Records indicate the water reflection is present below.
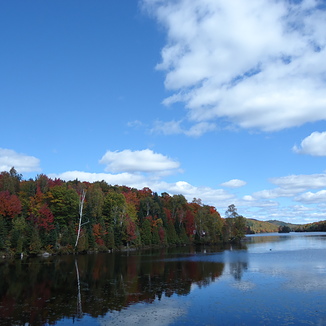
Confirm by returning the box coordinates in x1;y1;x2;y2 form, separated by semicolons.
1;233;326;325
245;231;326;252
0;248;226;325
75;259;83;318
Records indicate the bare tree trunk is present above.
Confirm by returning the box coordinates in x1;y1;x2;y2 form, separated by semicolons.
75;189;86;248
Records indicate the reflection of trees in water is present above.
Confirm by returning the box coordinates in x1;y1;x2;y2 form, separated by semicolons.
139;260;224;300
229;261;248;280
246;234;288;245
75;259;82;319
223;246;249;281
0;250;225;325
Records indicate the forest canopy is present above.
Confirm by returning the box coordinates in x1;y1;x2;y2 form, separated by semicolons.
0;168;251;256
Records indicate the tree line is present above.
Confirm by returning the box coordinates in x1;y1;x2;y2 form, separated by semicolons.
0;168;246;256
295;220;326;232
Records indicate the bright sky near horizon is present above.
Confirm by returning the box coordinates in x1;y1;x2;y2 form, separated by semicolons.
1;0;326;225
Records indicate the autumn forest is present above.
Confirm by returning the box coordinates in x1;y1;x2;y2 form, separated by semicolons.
0;168;248;257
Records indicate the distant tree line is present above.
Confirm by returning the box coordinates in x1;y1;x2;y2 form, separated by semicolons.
0;168;247;256
295;220;326;232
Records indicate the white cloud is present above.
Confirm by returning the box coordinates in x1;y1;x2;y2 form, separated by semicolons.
253;188;301;200
143;0;326;133
243;203;322;225
253;173;326;199
163;180;235;204
152;120;184;135
185;122;217;137
293;131;326;156
152;120;216;137
251;201;279;208
295;190;326;204
49;171;148;188
127;120;144;128
271;173;326;191
221;179;246;188
99;149;180;173
291;205;313;212
0;148;41;173
241;195;279;208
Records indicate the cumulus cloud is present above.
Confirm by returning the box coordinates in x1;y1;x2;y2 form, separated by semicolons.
99;149;180;173
164;181;235;204
243;195;254;201
143;0;326;133
271;173;326;191
253;173;326;199
221;179;247;188
49;171;148;188
244;203;325;224
0;148;41;173
293;131;326;156
295;190;326;204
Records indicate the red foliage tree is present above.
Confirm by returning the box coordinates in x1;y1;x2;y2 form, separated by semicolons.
123;191;140;211
93;223;107;246
0;190;22;218
28;188;54;230
158;226;165;242
137;187;153;200
125;215;137;242
36;204;55;231
163;207;172;222
185;209;196;236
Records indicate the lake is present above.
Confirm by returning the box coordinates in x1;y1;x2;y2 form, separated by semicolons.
0;232;326;325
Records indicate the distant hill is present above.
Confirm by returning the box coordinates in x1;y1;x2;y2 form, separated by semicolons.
245;219;279;234
245;218;326;234
267;220;301;231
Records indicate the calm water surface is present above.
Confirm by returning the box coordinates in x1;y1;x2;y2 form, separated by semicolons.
1;232;326;325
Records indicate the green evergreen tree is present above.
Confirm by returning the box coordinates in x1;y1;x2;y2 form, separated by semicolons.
141;219;152;246
166;220;178;244
28;226;42;254
11;216;27;253
152;226;160;245
179;226;189;244
0;216;9;250
105;225;115;250
87;223;96;250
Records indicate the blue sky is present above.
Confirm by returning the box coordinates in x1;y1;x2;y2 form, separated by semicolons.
1;0;326;224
